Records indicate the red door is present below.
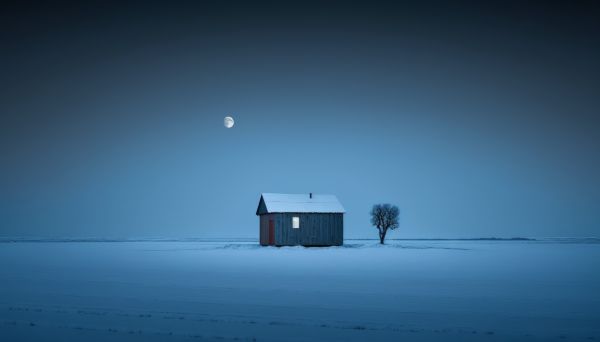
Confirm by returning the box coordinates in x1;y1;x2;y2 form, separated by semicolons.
268;220;275;245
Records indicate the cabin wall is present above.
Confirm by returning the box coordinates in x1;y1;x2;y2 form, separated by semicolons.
259;213;344;246
273;213;343;246
259;214;272;246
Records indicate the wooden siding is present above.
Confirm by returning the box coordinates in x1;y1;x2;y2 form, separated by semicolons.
259;213;343;246
259;214;273;246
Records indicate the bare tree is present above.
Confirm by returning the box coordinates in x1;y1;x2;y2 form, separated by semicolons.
370;204;400;244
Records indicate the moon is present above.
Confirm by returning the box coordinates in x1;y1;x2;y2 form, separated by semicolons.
224;116;234;128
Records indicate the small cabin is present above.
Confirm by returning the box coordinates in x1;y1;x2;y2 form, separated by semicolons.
256;193;345;246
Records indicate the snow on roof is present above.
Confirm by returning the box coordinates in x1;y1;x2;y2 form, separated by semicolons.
258;193;345;214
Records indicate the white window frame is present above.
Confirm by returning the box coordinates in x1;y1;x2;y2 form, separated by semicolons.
292;216;300;229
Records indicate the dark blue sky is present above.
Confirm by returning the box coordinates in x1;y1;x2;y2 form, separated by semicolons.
1;1;599;238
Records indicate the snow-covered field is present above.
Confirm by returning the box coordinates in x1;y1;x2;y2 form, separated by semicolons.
1;239;599;341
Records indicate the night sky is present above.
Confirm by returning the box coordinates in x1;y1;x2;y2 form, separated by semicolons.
1;1;599;238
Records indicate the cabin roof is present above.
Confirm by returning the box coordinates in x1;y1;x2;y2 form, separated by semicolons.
256;193;345;215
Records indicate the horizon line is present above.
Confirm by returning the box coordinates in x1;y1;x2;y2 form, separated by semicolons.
1;236;599;243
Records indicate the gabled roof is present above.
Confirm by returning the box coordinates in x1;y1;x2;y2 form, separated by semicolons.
256;193;345;215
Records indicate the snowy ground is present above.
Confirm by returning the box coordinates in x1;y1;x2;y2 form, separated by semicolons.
1;239;599;341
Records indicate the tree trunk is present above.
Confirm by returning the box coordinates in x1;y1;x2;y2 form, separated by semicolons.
379;227;387;244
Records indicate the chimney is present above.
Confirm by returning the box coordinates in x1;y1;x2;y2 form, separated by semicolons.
310;192;313;199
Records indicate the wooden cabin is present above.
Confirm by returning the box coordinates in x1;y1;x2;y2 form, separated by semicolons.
256;193;345;246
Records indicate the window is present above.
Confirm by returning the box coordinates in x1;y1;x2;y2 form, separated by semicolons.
292;216;300;229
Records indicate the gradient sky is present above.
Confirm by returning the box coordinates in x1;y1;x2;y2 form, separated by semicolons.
1;1;599;238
